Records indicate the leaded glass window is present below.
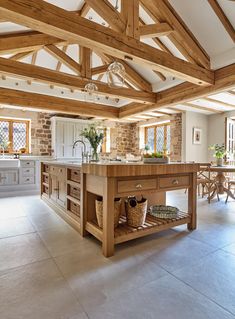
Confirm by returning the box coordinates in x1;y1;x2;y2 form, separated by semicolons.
145;123;171;153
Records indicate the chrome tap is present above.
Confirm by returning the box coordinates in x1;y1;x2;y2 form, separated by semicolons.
73;139;88;163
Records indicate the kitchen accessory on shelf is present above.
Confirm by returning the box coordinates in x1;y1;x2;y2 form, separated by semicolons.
95;197;122;229
149;205;179;219
125;196;148;227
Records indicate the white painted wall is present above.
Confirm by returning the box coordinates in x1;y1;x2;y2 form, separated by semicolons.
182;111;208;163
208;110;235;161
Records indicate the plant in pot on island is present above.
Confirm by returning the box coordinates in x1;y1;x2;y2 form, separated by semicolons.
80;123;104;162
143;145;169;163
209;143;226;167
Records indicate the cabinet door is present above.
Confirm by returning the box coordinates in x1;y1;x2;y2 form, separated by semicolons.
56;122;65;158
50;175;58;203
64;122;76;158
57;179;66;208
5;170;18;185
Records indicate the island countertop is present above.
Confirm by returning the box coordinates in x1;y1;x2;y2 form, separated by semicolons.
82;162;200;177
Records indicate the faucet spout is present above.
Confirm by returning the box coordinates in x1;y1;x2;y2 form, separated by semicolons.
73;140;87;162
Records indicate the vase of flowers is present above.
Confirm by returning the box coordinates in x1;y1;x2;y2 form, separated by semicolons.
80;124;104;162
209;143;226;166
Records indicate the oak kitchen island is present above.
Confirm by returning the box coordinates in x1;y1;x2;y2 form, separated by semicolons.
41;161;199;257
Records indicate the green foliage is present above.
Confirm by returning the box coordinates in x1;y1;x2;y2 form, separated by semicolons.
80;123;104;152
144;151;165;158
209;143;226;159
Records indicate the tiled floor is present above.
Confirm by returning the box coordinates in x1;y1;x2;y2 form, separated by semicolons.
0;192;235;318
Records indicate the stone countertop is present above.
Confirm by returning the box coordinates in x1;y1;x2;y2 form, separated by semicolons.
42;160;82;167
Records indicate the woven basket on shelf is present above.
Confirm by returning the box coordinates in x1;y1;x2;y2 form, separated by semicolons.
95;198;122;229
125;197;148;228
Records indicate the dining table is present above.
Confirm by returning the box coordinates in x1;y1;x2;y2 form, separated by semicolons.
208;165;235;201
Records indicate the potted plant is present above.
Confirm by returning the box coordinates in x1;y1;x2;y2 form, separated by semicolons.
143;151;169;164
80;123;104;162
209;143;226;166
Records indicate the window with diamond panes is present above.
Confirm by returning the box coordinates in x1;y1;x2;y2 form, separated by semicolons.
0;118;29;153
145;123;170;153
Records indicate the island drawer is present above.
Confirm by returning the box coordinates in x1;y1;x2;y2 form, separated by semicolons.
21;176;35;184
70;201;80;217
158;175;190;190
69;185;80;200
70;169;81;183
50;166;66;178
117;178;157;193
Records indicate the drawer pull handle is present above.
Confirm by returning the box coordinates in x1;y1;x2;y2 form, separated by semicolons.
172;179;179;185
135;184;142;189
54;188;59;191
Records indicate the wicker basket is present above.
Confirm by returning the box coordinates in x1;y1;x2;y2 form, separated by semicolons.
125;197;148;227
95;198;122;229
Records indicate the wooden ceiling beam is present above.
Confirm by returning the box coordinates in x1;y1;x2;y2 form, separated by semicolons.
0;31;64;55
121;0;140;38
203;97;235;108
85;0;126;32
208;0;235;43
27;51;38;85
0;87;119;119
183;102;223;113
0;57;156;103
44;44;81;75
10;50;35;61
79;46;91;78
119;64;235;117
140;23;174;38
91;65;108;76
140;0;210;68
0;0;213;86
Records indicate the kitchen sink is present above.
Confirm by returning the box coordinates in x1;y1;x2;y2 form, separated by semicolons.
0;159;20;168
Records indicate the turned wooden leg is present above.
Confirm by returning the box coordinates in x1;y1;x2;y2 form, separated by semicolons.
102;177;115;257
188;172;197;230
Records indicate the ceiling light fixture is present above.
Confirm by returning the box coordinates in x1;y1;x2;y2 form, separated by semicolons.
84;83;98;102
106;61;125;88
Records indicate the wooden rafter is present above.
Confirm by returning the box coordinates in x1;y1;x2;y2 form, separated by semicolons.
0;57;156;103
119;64;235;117
85;0;126;32
139;23;174;38
0;87;119;119
44;44;81;74
91;65;108;76
203;97;235;108
10;50;35;61
79;46;91;78
0;0;214;86
55;46;67;72
183;102;223;113
140;0;210;68
27;51;37;85
121;0;140;38
208;0;235;43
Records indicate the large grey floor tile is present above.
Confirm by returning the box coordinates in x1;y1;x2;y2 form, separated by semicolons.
55;247;168;309
28;210;68;231
0;197;26;220
145;232;216;272
174;250;235;315
38;224;99;257
0;259;88;319
0;233;50;272
0;216;35;239
87;275;234;319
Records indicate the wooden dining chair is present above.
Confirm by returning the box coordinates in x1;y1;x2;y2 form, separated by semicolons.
225;180;235;203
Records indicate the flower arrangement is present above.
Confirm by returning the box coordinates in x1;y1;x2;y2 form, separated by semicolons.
80;123;104;161
209;144;226;159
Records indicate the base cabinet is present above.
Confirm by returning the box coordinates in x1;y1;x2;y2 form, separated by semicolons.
41;163;81;232
0;170;18;186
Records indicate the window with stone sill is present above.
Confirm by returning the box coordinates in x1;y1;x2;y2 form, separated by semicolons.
145;123;171;153
0;118;30;154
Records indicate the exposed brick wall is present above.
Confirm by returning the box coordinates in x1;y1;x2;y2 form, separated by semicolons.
170;113;182;161
31;113;52;156
109;123;140;157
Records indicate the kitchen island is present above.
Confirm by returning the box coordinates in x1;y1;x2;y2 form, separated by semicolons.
82;162;199;257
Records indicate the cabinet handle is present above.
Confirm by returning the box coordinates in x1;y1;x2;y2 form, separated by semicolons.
54;188;59;191
135;184;142;189
172;179;179;185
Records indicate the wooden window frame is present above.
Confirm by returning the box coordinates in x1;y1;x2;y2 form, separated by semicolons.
145;123;170;153
0;118;30;154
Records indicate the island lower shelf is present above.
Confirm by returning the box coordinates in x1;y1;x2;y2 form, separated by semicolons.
86;211;190;244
